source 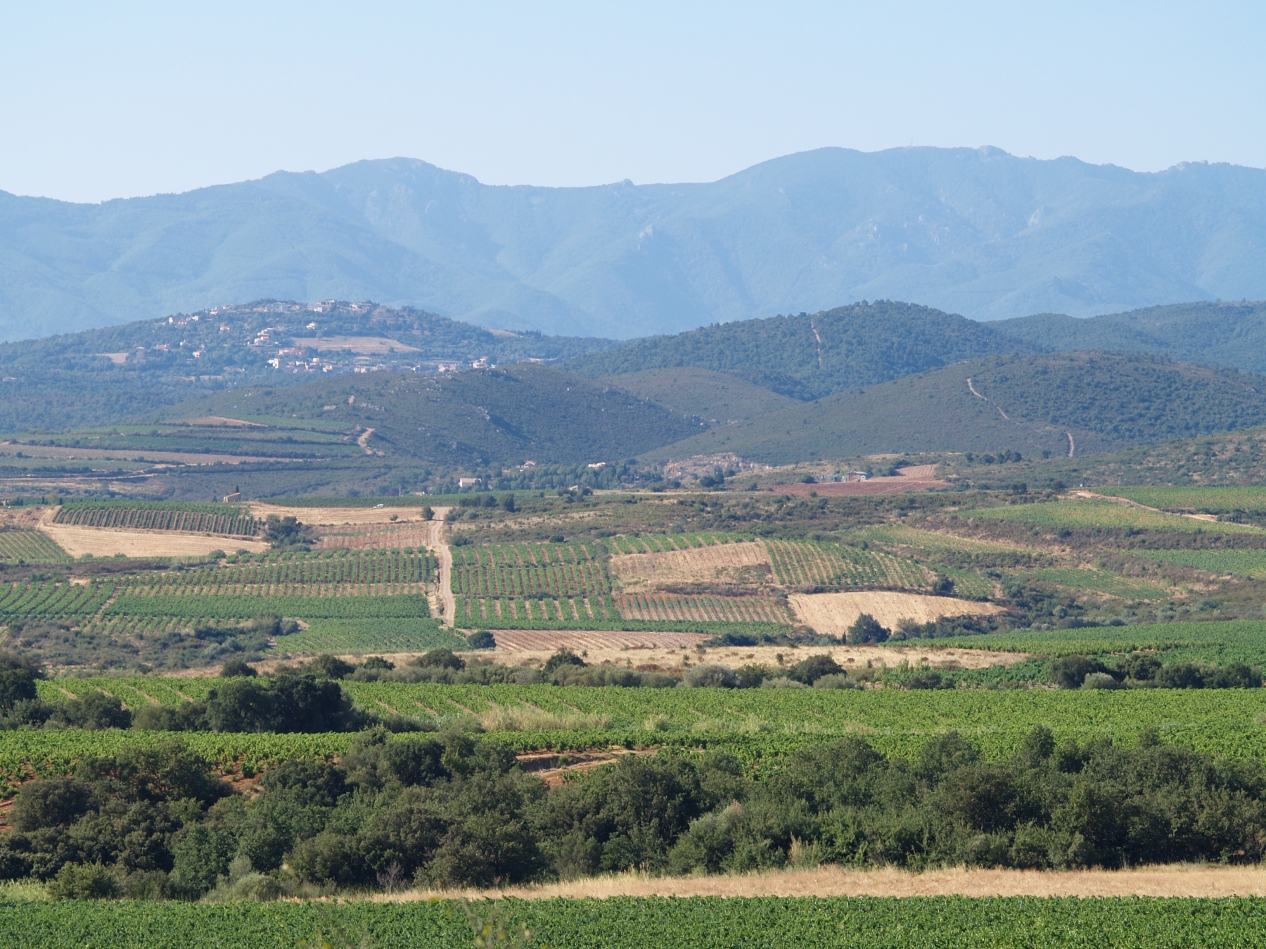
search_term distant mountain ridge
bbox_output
[3,146,1266,341]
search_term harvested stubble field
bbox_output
[251,502,437,529]
[788,591,1007,637]
[38,522,270,558]
[609,540,771,590]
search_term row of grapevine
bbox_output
[5,894,1266,949]
[0,529,70,563]
[276,618,465,654]
[765,539,933,590]
[55,504,256,536]
[613,592,795,624]
[451,543,609,597]
[454,594,622,627]
[0,581,113,617]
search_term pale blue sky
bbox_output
[3,1,1264,203]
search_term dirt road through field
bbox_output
[422,508,454,625]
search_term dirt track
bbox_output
[386,863,1266,901]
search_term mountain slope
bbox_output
[0,300,613,432]
[603,368,799,422]
[567,301,1025,399]
[992,301,1266,373]
[650,353,1266,464]
[167,364,702,468]
[5,147,1266,340]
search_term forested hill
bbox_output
[0,300,614,432]
[566,301,1026,400]
[166,364,702,468]
[647,352,1266,464]
[991,301,1266,374]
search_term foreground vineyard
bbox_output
[4,896,1266,948]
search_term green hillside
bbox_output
[650,352,1266,464]
[171,364,701,468]
[605,367,799,421]
[992,301,1266,373]
[567,301,1024,399]
[0,300,614,432]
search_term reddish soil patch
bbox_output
[770,467,949,497]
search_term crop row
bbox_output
[613,592,794,624]
[451,543,608,597]
[609,532,751,554]
[1108,485,1266,514]
[0,529,69,564]
[275,618,465,654]
[1139,548,1266,579]
[54,504,256,536]
[104,593,431,620]
[0,581,113,618]
[7,896,1266,949]
[764,539,932,590]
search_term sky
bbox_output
[3,1,1264,204]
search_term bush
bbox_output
[0,651,42,711]
[846,613,889,644]
[1051,655,1107,689]
[202,675,368,733]
[1081,672,1119,690]
[47,862,120,900]
[787,655,843,685]
[219,659,257,678]
[812,673,857,690]
[542,649,585,675]
[681,664,739,689]
[467,631,497,650]
[412,649,466,671]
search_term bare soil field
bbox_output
[460,641,1024,673]
[789,591,1007,637]
[610,541,772,591]
[39,523,270,558]
[0,506,44,529]
[388,864,1266,901]
[253,503,443,532]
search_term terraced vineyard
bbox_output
[764,538,932,590]
[0,529,68,563]
[450,542,610,598]
[54,500,256,535]
[7,895,1266,949]
[613,591,794,624]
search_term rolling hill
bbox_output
[0,300,613,432]
[603,368,799,423]
[568,301,1025,399]
[5,146,1266,341]
[991,301,1266,373]
[166,364,702,469]
[647,353,1266,464]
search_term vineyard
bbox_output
[54,501,257,536]
[1140,547,1266,578]
[609,532,754,553]
[5,896,1266,949]
[1021,566,1171,600]
[0,529,68,563]
[1107,485,1266,514]
[104,593,431,620]
[941,618,1266,667]
[451,543,610,598]
[963,498,1265,533]
[277,618,465,653]
[129,547,434,597]
[0,581,112,617]
[764,538,934,590]
[454,593,620,627]
[613,592,794,624]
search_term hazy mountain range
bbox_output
[2,146,1265,341]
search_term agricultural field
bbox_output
[104,592,431,620]
[274,618,464,654]
[613,591,794,624]
[0,528,68,563]
[53,500,257,536]
[450,542,610,598]
[4,895,1266,949]
[0,580,113,617]
[1107,485,1266,514]
[1136,548,1266,578]
[940,619,1266,668]
[788,591,1005,636]
[764,538,933,590]
[1020,566,1173,600]
[962,497,1266,533]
